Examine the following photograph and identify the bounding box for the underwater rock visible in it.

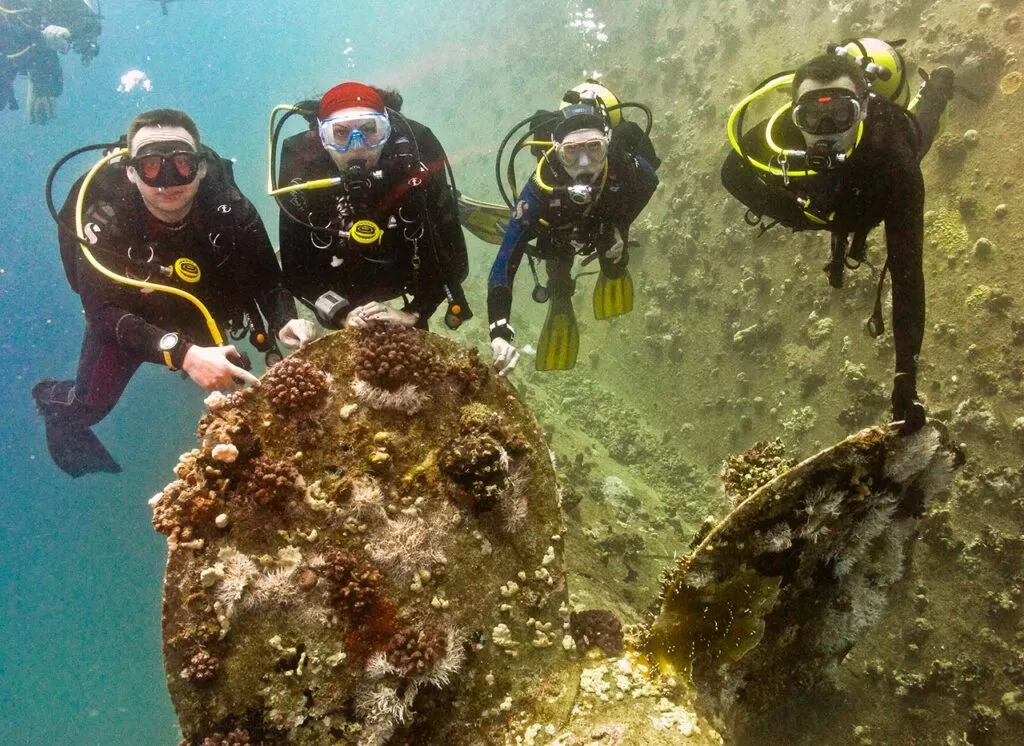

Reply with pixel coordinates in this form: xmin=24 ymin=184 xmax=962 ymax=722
xmin=643 ymin=424 xmax=960 ymax=743
xmin=152 ymin=330 xmax=578 ymax=745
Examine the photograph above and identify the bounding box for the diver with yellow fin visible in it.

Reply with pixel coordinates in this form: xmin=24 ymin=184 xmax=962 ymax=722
xmin=32 ymin=109 xmax=312 ymax=477
xmin=485 ymin=81 xmax=660 ymax=374
xmin=720 ymin=40 xmax=955 ymax=434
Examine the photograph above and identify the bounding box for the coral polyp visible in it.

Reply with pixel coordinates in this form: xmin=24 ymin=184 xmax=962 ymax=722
xmin=262 ymin=357 xmax=331 ymax=417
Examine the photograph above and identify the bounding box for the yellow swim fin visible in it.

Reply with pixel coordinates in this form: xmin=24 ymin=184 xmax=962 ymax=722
xmin=456 ymin=194 xmax=510 ymax=245
xmin=535 ymin=298 xmax=579 ymax=371
xmin=593 ymin=268 xmax=634 ymax=320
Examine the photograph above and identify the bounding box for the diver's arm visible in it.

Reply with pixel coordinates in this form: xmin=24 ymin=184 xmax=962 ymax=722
xmin=486 ymin=184 xmax=540 ymax=334
xmin=234 ymin=198 xmax=297 ymax=334
xmin=405 ymin=163 xmax=468 ymax=319
xmin=607 ymin=153 xmax=659 ymax=242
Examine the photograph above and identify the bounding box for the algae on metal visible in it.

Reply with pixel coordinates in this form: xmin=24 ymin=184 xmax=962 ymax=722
xmin=644 ymin=424 xmax=960 ymax=742
xmin=152 ymin=327 xmax=578 ymax=744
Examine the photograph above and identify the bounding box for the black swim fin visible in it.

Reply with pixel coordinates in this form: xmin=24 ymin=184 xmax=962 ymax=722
xmin=44 ymin=421 xmax=121 ymax=478
xmin=536 ymin=296 xmax=580 ymax=371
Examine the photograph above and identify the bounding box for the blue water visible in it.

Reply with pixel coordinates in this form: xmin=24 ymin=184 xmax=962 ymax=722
xmin=0 ymin=1 xmax=602 ymax=742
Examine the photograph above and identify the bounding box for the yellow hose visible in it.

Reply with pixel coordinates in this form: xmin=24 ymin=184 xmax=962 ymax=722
xmin=75 ymin=148 xmax=223 ymax=344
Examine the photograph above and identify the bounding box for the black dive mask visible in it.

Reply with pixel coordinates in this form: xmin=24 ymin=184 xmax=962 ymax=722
xmin=793 ymin=88 xmax=864 ymax=135
xmin=805 ymin=139 xmax=849 ymax=171
xmin=130 ymin=149 xmax=204 ymax=188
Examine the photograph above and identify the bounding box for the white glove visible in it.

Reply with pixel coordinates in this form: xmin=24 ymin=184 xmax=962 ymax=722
xmin=41 ymin=25 xmax=71 ymax=53
xmin=491 ymin=337 xmax=520 ymax=377
xmin=277 ymin=318 xmax=316 ymax=349
xmin=604 ymin=227 xmax=625 ymax=264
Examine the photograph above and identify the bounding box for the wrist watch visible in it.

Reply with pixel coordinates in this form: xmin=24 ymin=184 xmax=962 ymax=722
xmin=159 ymin=332 xmax=182 ymax=370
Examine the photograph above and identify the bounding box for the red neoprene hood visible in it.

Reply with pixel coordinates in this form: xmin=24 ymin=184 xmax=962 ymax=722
xmin=318 ymin=82 xmax=386 ymax=119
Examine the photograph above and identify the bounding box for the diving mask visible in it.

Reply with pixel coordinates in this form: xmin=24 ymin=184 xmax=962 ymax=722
xmin=130 ymin=144 xmax=204 ymax=188
xmin=555 ymin=137 xmax=608 ymax=168
xmin=792 ymin=89 xmax=864 ymax=135
xmin=318 ymin=110 xmax=391 ymax=153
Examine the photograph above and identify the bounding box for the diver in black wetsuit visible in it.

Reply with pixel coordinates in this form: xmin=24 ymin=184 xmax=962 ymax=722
xmin=276 ymin=82 xmax=470 ymax=332
xmin=0 ymin=0 xmax=101 ymax=123
xmin=721 ymin=47 xmax=955 ymax=435
xmin=33 ymin=108 xmax=314 ymax=477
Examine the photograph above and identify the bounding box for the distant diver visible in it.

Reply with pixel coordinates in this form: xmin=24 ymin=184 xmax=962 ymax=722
xmin=33 ymin=108 xmax=314 ymax=477
xmin=720 ymin=39 xmax=955 ymax=435
xmin=0 ymin=0 xmax=101 ymax=123
xmin=479 ymin=81 xmax=660 ymax=374
xmin=269 ymin=81 xmax=471 ymax=331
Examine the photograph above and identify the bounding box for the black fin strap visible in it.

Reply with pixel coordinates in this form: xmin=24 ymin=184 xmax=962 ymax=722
xmin=867 ymin=256 xmax=890 ymax=338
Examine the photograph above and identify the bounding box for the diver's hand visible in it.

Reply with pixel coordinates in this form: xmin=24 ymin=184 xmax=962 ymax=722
xmin=277 ymin=318 xmax=316 ymax=349
xmin=41 ymin=25 xmax=71 ymax=53
xmin=26 ymin=82 xmax=55 ymax=124
xmin=344 ymin=301 xmax=387 ymax=329
xmin=604 ymin=227 xmax=625 ymax=264
xmin=345 ymin=302 xmax=418 ymax=328
xmin=182 ymin=345 xmax=260 ymax=391
xmin=891 ymin=372 xmax=927 ymax=435
xmin=491 ymin=338 xmax=520 ymax=377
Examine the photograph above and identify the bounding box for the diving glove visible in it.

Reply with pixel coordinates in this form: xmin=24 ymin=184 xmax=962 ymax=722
xmin=891 ymin=372 xmax=927 ymax=435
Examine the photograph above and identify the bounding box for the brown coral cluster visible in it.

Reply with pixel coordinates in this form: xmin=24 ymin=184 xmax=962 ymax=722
xmin=152 ymin=454 xmax=224 ymax=540
xmin=180 ymin=648 xmax=220 ymax=683
xmin=322 ymin=549 xmax=385 ymax=615
xmin=236 ymin=456 xmax=303 ymax=508
xmin=570 ymin=609 xmax=625 ymax=658
xmin=354 ymin=321 xmax=444 ymax=391
xmin=262 ymin=357 xmax=331 ymax=417
xmin=720 ymin=438 xmax=797 ymax=504
xmin=385 ymin=624 xmax=447 ymax=676
xmin=198 ymin=728 xmax=254 ymax=746
xmin=439 ymin=433 xmax=510 ymax=511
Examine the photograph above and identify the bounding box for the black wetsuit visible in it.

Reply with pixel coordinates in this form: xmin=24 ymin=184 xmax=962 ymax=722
xmin=278 ymin=116 xmax=468 ymax=328
xmin=34 ymin=155 xmax=297 ymax=477
xmin=721 ymin=86 xmax=950 ymax=430
xmin=487 ymin=136 xmax=659 ymax=335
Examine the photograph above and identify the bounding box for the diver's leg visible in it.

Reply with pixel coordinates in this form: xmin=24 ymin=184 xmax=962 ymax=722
xmin=33 ymin=324 xmax=140 ymax=476
xmin=912 ymin=67 xmax=955 ymax=159
xmin=545 ymin=255 xmax=576 ymax=302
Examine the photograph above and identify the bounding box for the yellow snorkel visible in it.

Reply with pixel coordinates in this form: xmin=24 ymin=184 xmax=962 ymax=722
xmin=75 ymin=148 xmax=224 ymax=345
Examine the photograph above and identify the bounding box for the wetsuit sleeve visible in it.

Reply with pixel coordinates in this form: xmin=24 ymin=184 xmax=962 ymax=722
xmin=277 ymin=135 xmax=334 ymax=307
xmin=234 ymin=197 xmax=297 ymax=334
xmin=72 ymin=201 xmax=176 ymax=366
xmin=883 ymin=148 xmax=926 ymax=384
xmin=404 ymin=126 xmax=468 ymax=320
xmin=612 ymin=153 xmax=659 ymax=240
xmin=487 ymin=182 xmax=541 ymax=336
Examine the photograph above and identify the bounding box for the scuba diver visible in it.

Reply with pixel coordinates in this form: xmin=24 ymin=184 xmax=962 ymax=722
xmin=1 ymin=0 xmax=101 ymax=124
xmin=32 ymin=108 xmax=315 ymax=477
xmin=484 ymin=81 xmax=659 ymax=374
xmin=720 ymin=39 xmax=955 ymax=435
xmin=272 ymin=81 xmax=471 ymax=331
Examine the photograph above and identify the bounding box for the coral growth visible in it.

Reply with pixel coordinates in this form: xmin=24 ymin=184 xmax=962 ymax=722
xmin=439 ymin=433 xmax=510 ymax=511
xmin=385 ymin=624 xmax=448 ymax=676
xmin=352 ymin=378 xmax=430 ymax=415
xmin=198 ymin=729 xmax=255 ymax=746
xmin=570 ymin=609 xmax=625 ymax=657
xmin=321 ymin=549 xmax=384 ymax=615
xmin=720 ymin=439 xmax=796 ymax=504
xmin=236 ymin=456 xmax=304 ymax=508
xmin=261 ymin=357 xmax=331 ymax=417
xmin=180 ymin=648 xmax=220 ymax=683
xmin=354 ymin=321 xmax=444 ymax=391
xmin=366 ymin=515 xmax=446 ymax=582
